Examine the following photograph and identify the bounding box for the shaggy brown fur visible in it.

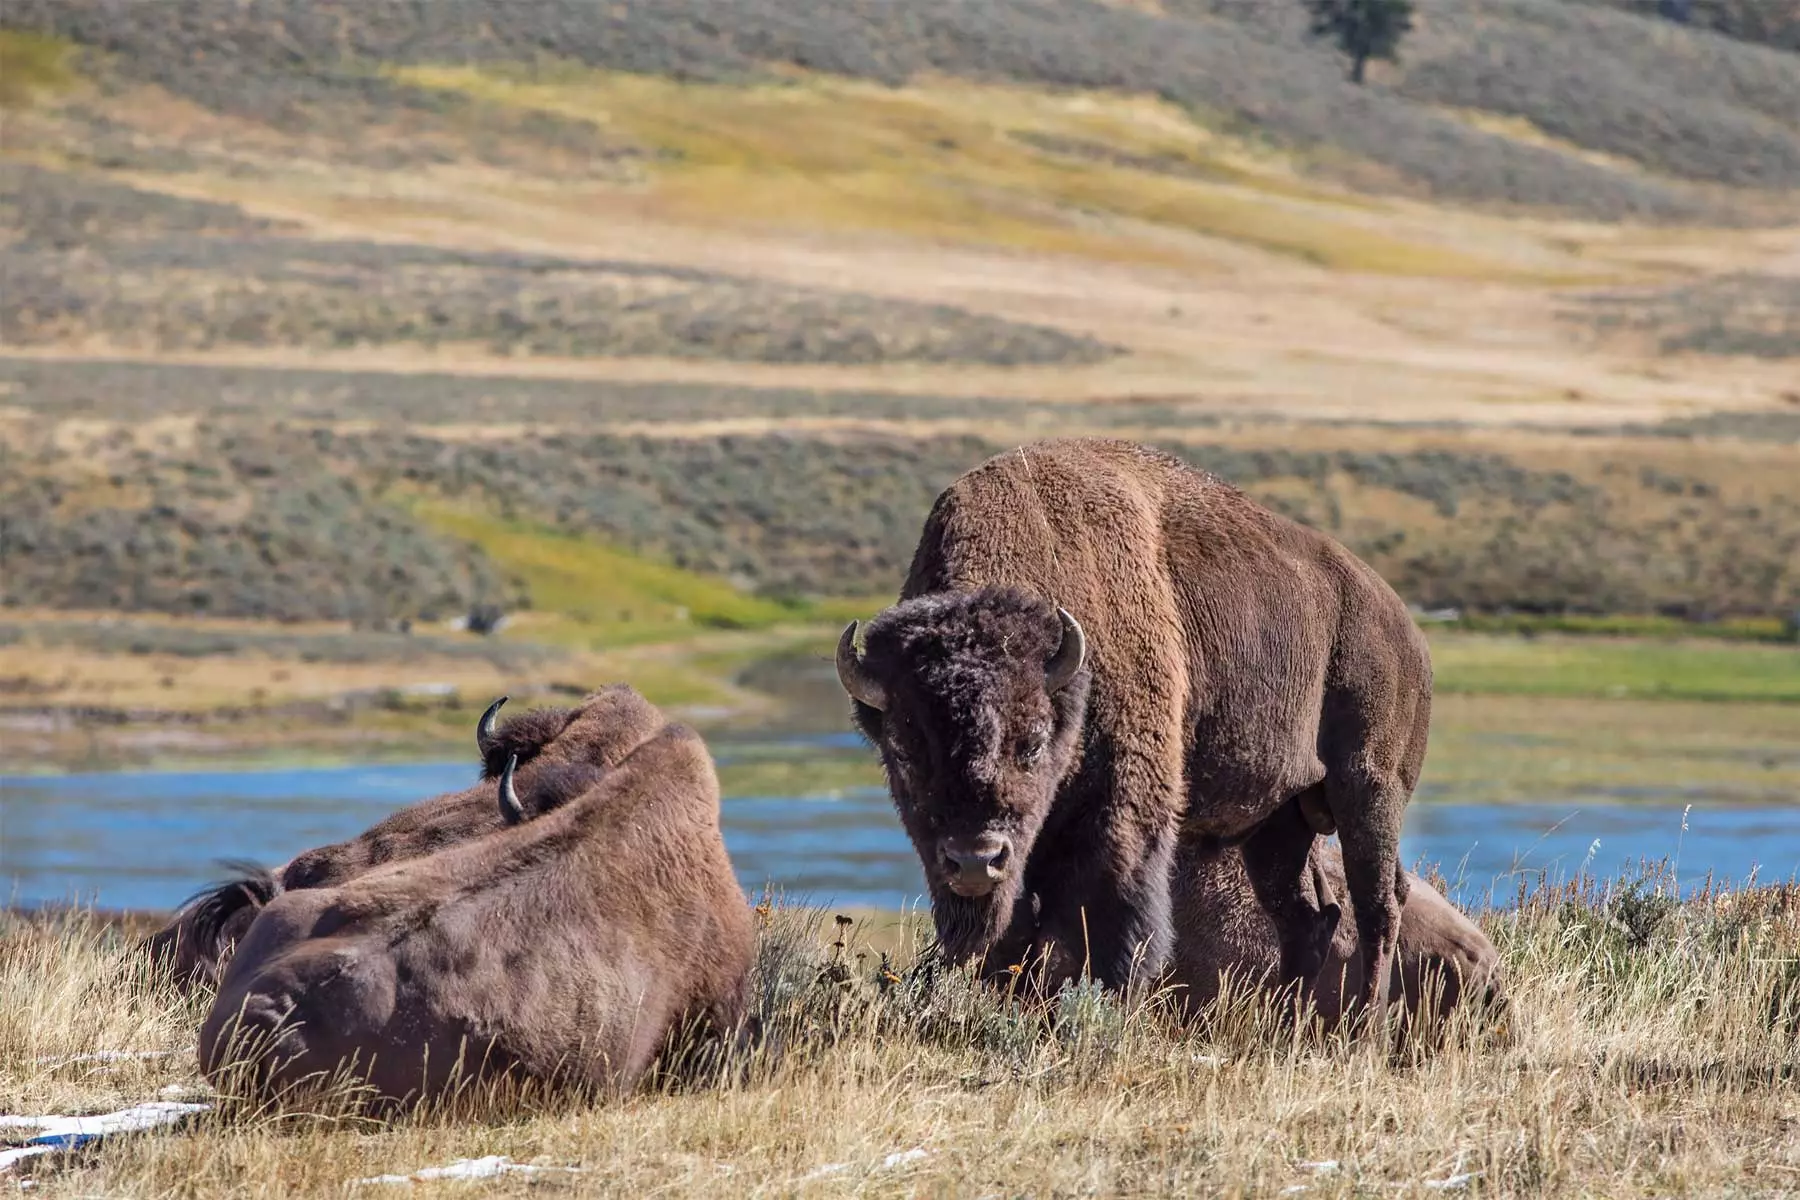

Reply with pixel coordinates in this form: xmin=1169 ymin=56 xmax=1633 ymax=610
xmin=837 ymin=438 xmax=1431 ymax=1012
xmin=198 ymin=692 xmax=754 ymax=1108
xmin=1171 ymin=799 xmax=1505 ymax=1040
xmin=145 ymin=686 xmax=663 ymax=991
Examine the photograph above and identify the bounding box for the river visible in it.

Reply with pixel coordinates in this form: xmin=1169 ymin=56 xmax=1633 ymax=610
xmin=6 ymin=730 xmax=1798 ymax=914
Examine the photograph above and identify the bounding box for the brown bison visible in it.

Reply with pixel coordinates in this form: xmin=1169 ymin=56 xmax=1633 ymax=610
xmin=1170 ymin=799 xmax=1505 ymax=1040
xmin=198 ymin=689 xmax=754 ymax=1107
xmin=835 ymin=438 xmax=1431 ymax=1016
xmin=146 ymin=686 xmax=664 ymax=990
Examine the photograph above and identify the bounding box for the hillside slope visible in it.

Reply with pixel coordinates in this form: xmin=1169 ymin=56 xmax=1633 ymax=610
xmin=7 ymin=0 xmax=1799 ymax=219
xmin=5 ymin=359 xmax=1797 ymax=621
xmin=1568 ymin=0 xmax=1800 ymax=52
xmin=2 ymin=0 xmax=1797 ymax=629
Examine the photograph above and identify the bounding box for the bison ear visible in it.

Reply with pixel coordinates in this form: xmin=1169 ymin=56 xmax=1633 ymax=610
xmin=835 ymin=621 xmax=887 ymax=711
xmin=1045 ymin=608 xmax=1086 ymax=693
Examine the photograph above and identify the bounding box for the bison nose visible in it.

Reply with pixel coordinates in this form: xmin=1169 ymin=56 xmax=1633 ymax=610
xmin=939 ymin=834 xmax=1012 ymax=898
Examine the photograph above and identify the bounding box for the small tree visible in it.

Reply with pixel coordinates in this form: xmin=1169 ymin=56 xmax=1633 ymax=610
xmin=1306 ymin=0 xmax=1416 ymax=84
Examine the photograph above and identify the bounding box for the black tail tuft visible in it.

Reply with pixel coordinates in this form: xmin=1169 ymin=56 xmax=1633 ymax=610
xmin=144 ymin=861 xmax=282 ymax=986
xmin=187 ymin=860 xmax=280 ymax=945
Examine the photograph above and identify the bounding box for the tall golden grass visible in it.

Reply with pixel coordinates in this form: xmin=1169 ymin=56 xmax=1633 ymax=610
xmin=3 ymin=870 xmax=1797 ymax=1196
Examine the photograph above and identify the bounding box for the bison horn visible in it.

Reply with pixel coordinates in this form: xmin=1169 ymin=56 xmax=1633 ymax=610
xmin=498 ymin=753 xmax=524 ymax=825
xmin=476 ymin=695 xmax=508 ymax=756
xmin=835 ymin=621 xmax=887 ymax=711
xmin=1045 ymin=608 xmax=1086 ymax=692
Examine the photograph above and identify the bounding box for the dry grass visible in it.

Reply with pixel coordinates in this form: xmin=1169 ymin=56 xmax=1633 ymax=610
xmin=0 ymin=608 xmax=856 ymax=769
xmin=4 ymin=878 xmax=1798 ymax=1196
xmin=388 ymin=65 xmax=1558 ymax=281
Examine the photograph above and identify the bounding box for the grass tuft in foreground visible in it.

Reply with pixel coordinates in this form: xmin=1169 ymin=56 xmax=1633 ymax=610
xmin=3 ymin=866 xmax=1798 ymax=1195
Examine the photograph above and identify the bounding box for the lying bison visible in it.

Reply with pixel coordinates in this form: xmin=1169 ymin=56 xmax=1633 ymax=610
xmin=1171 ymin=799 xmax=1505 ymax=1040
xmin=199 ymin=689 xmax=754 ymax=1107
xmin=835 ymin=438 xmax=1431 ymax=1016
xmin=146 ymin=685 xmax=664 ymax=991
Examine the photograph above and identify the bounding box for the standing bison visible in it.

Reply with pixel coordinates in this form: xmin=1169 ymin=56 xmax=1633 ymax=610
xmin=835 ymin=438 xmax=1431 ymax=1017
xmin=199 ymin=688 xmax=754 ymax=1107
xmin=146 ymin=685 xmax=666 ymax=991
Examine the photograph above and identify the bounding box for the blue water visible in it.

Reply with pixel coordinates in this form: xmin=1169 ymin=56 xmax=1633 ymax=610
xmin=4 ymin=742 xmax=1799 ymax=914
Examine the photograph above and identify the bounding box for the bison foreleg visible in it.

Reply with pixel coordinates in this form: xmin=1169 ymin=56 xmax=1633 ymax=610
xmin=1022 ymin=822 xmax=1175 ymax=993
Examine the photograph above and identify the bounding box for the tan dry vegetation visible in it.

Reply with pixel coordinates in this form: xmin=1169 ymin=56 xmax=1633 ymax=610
xmin=21 ymin=64 xmax=1784 ymax=431
xmin=3 ymin=882 xmax=1799 ymax=1197
xmin=0 ymin=642 xmax=518 ymax=714
xmin=0 ymin=609 xmax=842 ymax=768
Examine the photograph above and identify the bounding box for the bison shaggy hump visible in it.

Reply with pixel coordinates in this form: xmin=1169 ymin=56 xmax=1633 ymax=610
xmin=837 ymin=437 xmax=1431 ymax=1020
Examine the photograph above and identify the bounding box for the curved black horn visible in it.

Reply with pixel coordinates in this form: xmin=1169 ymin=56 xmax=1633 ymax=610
xmin=498 ymin=753 xmax=524 ymax=825
xmin=835 ymin=621 xmax=886 ymax=711
xmin=476 ymin=695 xmax=508 ymax=756
xmin=1045 ymin=608 xmax=1086 ymax=692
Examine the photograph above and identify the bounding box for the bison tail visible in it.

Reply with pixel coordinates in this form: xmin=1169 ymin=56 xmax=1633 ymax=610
xmin=144 ymin=861 xmax=282 ymax=986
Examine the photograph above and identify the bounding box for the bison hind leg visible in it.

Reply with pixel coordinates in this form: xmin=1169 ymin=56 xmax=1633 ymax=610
xmin=1238 ymin=799 xmax=1340 ymax=994
xmin=1323 ymin=772 xmax=1407 ymax=1026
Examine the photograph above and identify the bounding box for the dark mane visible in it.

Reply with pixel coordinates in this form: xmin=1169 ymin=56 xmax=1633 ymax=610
xmin=855 ymin=586 xmax=1065 ymax=734
xmin=479 ymin=705 xmax=577 ymax=778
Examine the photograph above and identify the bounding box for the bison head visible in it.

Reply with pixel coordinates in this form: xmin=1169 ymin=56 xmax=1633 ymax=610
xmin=836 ymin=587 xmax=1089 ymax=965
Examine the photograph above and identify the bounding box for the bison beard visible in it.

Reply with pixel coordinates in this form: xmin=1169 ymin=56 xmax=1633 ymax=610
xmin=838 ymin=437 xmax=1431 ymax=1018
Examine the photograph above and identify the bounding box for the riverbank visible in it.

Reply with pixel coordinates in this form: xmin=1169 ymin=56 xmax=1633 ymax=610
xmin=9 ymin=688 xmax=1796 ymax=919
xmin=4 ymin=624 xmax=1795 ymax=802
xmin=4 ymin=614 xmax=1795 ymax=767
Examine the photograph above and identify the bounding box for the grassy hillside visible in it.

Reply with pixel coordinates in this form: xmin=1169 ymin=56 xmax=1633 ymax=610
xmin=405 ymin=499 xmax=876 ymax=645
xmin=8 ymin=0 xmax=1798 ymax=220
xmin=1568 ymin=0 xmax=1800 ymax=51
xmin=5 ymin=358 xmax=1797 ymax=621
xmin=386 ymin=66 xmax=1541 ymax=277
xmin=0 ymin=0 xmax=1795 ymax=740
xmin=0 ymin=162 xmax=1113 ymax=365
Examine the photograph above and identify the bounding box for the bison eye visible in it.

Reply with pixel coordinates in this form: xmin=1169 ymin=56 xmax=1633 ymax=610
xmin=1016 ymin=732 xmax=1049 ymax=768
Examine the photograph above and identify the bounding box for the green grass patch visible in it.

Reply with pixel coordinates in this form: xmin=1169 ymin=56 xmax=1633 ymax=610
xmin=1441 ymin=612 xmax=1796 ymax=645
xmin=410 ymin=499 xmax=800 ymax=644
xmin=0 ymin=30 xmax=75 ymax=109
xmin=1428 ymin=631 xmax=1800 ymax=703
xmin=407 ymin=498 xmax=887 ymax=650
xmin=1422 ymin=693 xmax=1800 ymax=805
xmin=390 ymin=64 xmax=1538 ymax=279
xmin=716 ymin=750 xmax=882 ymax=800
